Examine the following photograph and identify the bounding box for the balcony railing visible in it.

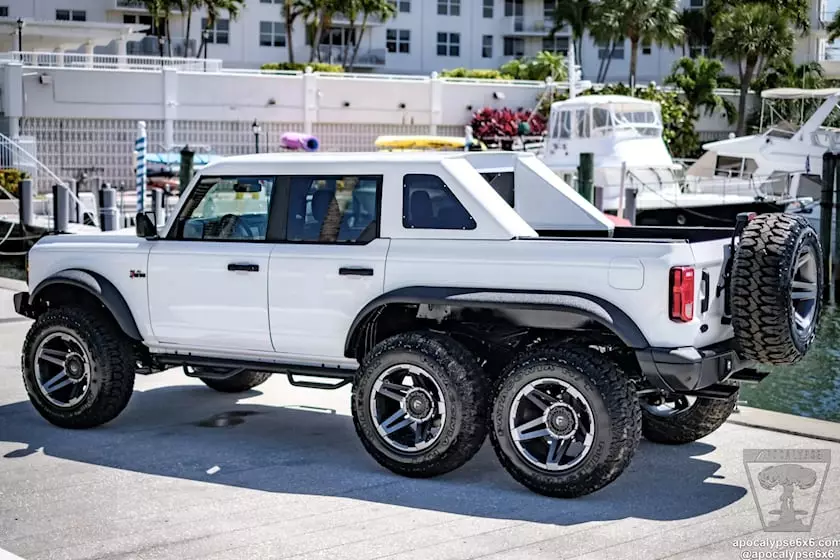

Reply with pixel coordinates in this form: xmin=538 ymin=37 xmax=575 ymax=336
xmin=505 ymin=16 xmax=553 ymax=34
xmin=317 ymin=46 xmax=386 ymax=66
xmin=115 ymin=0 xmax=181 ymax=11
xmin=2 ymin=51 xmax=221 ymax=72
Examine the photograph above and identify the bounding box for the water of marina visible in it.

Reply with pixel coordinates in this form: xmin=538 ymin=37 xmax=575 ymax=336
xmin=0 ymin=257 xmax=837 ymax=423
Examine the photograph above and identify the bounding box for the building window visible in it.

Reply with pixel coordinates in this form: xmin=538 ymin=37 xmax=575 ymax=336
xmin=544 ymin=0 xmax=555 ymax=22
xmin=202 ymin=18 xmax=229 ymax=44
xmin=689 ymin=41 xmax=710 ymax=58
xmin=437 ymin=0 xmax=460 ymax=16
xmin=483 ymin=0 xmax=493 ymax=18
xmin=642 ymin=39 xmax=652 ymax=55
xmin=689 ymin=0 xmax=704 ymax=7
xmin=56 ymin=9 xmax=87 ymax=21
xmin=542 ymin=36 xmax=569 ymax=53
xmin=175 ymin=177 xmax=275 ymax=242
xmin=0 ymin=7 xmax=8 ymax=17
xmin=403 ymin=175 xmax=476 ymax=230
xmin=260 ymin=21 xmax=286 ymax=47
xmin=389 ymin=0 xmax=411 ymax=12
xmin=482 ymin=35 xmax=493 ymax=58
xmin=597 ymin=40 xmax=624 ymax=59
xmin=436 ymin=32 xmax=460 ymax=56
xmin=504 ymin=0 xmax=523 ymax=17
xmin=387 ymin=29 xmax=410 ymax=53
xmin=504 ymin=37 xmax=525 ymax=57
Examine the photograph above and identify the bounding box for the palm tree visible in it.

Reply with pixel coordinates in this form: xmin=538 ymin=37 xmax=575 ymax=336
xmin=665 ymin=56 xmax=737 ymax=124
xmin=678 ymin=8 xmax=707 ymax=57
xmin=705 ymin=0 xmax=810 ymax=35
xmin=548 ymin=0 xmax=592 ymax=63
xmin=283 ymin=0 xmax=310 ymax=64
xmin=589 ymin=0 xmax=624 ymax=83
xmin=347 ymin=0 xmax=396 ymax=70
xmin=612 ymin=0 xmax=685 ymax=86
xmin=139 ymin=0 xmax=172 ymax=56
xmin=712 ymin=2 xmax=794 ymax=135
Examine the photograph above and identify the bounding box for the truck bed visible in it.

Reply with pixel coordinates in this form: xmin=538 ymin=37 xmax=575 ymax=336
xmin=529 ymin=226 xmax=736 ymax=243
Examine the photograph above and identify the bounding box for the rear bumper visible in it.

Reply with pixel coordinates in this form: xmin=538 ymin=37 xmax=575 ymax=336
xmin=635 ymin=340 xmax=754 ymax=393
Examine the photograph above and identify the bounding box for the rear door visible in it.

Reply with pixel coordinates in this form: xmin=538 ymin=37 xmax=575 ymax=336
xmin=268 ymin=174 xmax=389 ymax=361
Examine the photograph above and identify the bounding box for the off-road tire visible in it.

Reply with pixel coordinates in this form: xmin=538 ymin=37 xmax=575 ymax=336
xmin=198 ymin=370 xmax=272 ymax=393
xmin=641 ymin=387 xmax=739 ymax=445
xmin=731 ymin=213 xmax=823 ymax=365
xmin=489 ymin=343 xmax=641 ymax=498
xmin=22 ymin=306 xmax=136 ymax=429
xmin=351 ymin=330 xmax=489 ymax=478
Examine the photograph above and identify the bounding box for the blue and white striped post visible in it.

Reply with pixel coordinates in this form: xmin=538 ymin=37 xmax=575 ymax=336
xmin=135 ymin=120 xmax=147 ymax=213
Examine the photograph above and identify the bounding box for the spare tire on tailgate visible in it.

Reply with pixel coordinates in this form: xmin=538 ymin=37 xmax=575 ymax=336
xmin=731 ymin=213 xmax=823 ymax=365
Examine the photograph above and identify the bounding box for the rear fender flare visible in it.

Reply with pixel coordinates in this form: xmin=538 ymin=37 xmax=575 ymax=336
xmin=30 ymin=269 xmax=143 ymax=341
xmin=344 ymin=286 xmax=648 ymax=357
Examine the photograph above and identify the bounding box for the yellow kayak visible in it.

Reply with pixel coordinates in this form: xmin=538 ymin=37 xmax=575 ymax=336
xmin=374 ymin=135 xmax=487 ymax=151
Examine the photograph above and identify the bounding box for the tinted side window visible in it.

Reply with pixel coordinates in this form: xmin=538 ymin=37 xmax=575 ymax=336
xmin=402 ymin=174 xmax=476 ymax=230
xmin=172 ymin=176 xmax=274 ymax=241
xmin=286 ymin=175 xmax=380 ymax=243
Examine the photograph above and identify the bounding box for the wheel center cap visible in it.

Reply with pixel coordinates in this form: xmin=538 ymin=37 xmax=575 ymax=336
xmin=404 ymin=388 xmax=434 ymax=422
xmin=545 ymin=403 xmax=578 ymax=439
xmin=64 ymin=355 xmax=85 ymax=381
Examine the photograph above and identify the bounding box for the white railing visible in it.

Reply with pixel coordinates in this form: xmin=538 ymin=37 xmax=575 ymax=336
xmin=2 ymin=51 xmax=222 ymax=72
xmin=0 ymin=132 xmax=99 ymax=228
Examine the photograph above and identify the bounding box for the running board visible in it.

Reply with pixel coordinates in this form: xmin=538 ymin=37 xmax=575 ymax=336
xmin=727 ymin=368 xmax=769 ymax=385
xmin=682 ymin=383 xmax=740 ymax=400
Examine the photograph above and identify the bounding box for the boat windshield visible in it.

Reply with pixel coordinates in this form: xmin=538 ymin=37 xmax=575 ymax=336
xmin=594 ymin=103 xmax=662 ymax=136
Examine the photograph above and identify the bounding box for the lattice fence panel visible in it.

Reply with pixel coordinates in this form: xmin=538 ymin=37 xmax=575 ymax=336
xmin=313 ymin=123 xmax=431 ymax=152
xmin=174 ymin=120 xmax=305 ymax=155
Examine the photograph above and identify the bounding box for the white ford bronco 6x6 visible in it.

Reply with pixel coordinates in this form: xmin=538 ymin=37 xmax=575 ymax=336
xmin=13 ymin=151 xmax=823 ymax=498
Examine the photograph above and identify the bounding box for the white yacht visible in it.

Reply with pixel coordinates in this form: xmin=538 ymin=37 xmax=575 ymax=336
xmin=539 ymin=94 xmax=808 ymax=226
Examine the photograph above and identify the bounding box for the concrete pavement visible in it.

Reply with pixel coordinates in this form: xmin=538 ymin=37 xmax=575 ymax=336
xmin=0 ymin=285 xmax=837 ymax=560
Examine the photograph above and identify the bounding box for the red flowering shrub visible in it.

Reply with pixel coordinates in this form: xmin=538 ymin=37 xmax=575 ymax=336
xmin=469 ymin=107 xmax=546 ymax=140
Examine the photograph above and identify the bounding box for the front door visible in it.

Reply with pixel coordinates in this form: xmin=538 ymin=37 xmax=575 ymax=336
xmin=148 ymin=174 xmax=277 ymax=353
xmin=268 ymin=174 xmax=388 ymax=361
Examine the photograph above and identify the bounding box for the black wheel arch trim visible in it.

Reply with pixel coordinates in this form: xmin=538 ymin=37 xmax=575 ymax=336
xmin=344 ymin=286 xmax=649 ymax=357
xmin=29 ymin=269 xmax=143 ymax=341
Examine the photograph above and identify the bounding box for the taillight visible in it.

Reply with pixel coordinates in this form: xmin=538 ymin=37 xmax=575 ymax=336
xmin=669 ymin=267 xmax=695 ymax=322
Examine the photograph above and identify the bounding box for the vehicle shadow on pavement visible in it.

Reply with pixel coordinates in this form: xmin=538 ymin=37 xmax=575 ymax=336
xmin=0 ymin=383 xmax=747 ymax=526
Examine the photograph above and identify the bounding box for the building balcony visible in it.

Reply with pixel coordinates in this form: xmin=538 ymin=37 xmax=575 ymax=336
xmin=502 ymin=16 xmax=553 ymax=36
xmin=330 ymin=12 xmax=386 ymax=27
xmin=113 ymin=0 xmax=182 ymax=12
xmin=318 ymin=45 xmax=386 ymax=67
xmin=127 ymin=36 xmax=198 ymax=58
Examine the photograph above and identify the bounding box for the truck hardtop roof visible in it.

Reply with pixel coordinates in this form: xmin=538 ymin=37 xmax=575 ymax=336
xmin=199 ymin=150 xmax=476 ymax=173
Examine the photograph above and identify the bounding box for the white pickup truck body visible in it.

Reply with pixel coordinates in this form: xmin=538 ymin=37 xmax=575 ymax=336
xmin=14 ymin=150 xmax=822 ymax=498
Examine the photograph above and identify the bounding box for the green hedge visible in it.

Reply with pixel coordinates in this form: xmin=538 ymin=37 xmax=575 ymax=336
xmin=439 ymin=68 xmax=513 ymax=80
xmin=0 ymin=168 xmax=28 ymax=198
xmin=261 ymin=62 xmax=344 ymax=73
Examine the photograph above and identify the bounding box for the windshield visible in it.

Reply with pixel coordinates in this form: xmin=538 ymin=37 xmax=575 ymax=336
xmin=610 ymin=104 xmax=662 ymax=136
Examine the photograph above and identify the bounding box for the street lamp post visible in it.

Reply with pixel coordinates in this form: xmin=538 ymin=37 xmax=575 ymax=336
xmin=201 ymin=29 xmax=209 ymax=70
xmin=252 ymin=119 xmax=262 ymax=153
xmin=16 ymin=19 xmax=24 ymax=60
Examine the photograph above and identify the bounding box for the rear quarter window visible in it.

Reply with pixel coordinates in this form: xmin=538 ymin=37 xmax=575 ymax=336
xmin=402 ymin=174 xmax=476 ymax=230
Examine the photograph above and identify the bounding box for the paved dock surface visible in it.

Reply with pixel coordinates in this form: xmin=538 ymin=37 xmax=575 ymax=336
xmin=0 ymin=286 xmax=838 ymax=560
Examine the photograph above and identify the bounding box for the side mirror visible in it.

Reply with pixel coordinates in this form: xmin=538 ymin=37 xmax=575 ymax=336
xmin=136 ymin=211 xmax=158 ymax=239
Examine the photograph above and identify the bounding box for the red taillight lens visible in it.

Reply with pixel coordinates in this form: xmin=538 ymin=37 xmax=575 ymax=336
xmin=669 ymin=267 xmax=695 ymax=322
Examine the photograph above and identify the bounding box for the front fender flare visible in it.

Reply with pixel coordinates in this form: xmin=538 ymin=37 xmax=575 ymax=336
xmin=30 ymin=269 xmax=143 ymax=341
xmin=344 ymin=286 xmax=649 ymax=357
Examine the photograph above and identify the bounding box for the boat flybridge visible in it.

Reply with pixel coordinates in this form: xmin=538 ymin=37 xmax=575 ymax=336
xmin=539 ymin=94 xmax=806 ymax=226
xmin=685 ymin=87 xmax=840 ymax=227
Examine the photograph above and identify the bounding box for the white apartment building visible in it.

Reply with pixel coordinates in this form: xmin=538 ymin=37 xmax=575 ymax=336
xmin=2 ymin=0 xmax=834 ymax=81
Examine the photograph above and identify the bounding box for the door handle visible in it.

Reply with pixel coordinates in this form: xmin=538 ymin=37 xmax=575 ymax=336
xmin=339 ymin=266 xmax=374 ymax=277
xmin=228 ymin=263 xmax=259 ymax=272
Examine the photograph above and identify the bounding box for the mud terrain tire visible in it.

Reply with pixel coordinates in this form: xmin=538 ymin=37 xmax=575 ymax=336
xmin=641 ymin=386 xmax=739 ymax=445
xmin=351 ymin=331 xmax=489 ymax=478
xmin=197 ymin=369 xmax=272 ymax=393
xmin=731 ymin=213 xmax=823 ymax=365
xmin=22 ymin=306 xmax=136 ymax=429
xmin=489 ymin=343 xmax=641 ymax=498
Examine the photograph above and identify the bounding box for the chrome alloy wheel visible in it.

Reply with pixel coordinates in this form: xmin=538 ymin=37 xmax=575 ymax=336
xmin=508 ymin=378 xmax=595 ymax=472
xmin=369 ymin=364 xmax=447 ymax=453
xmin=33 ymin=331 xmax=92 ymax=409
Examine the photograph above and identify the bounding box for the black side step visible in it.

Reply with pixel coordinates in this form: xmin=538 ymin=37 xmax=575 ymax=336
xmin=683 ymin=383 xmax=741 ymax=401
xmin=728 ymin=368 xmax=769 ymax=385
